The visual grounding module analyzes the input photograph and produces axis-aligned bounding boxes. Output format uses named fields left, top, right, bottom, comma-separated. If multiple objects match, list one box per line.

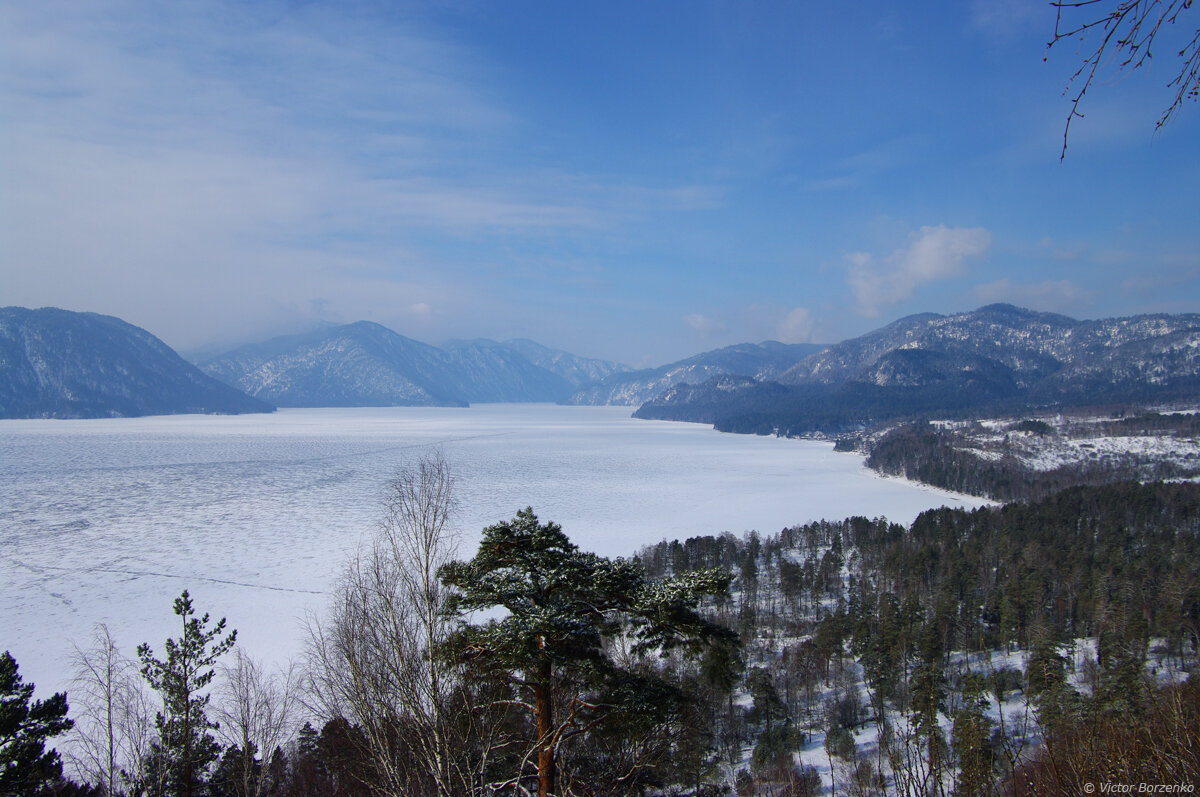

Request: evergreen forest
left=5, top=468, right=1199, bottom=796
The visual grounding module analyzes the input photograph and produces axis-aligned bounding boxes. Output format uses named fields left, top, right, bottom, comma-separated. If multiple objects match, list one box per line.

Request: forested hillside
left=862, top=411, right=1200, bottom=501
left=563, top=342, right=824, bottom=407
left=637, top=481, right=1200, bottom=793
left=635, top=305, right=1200, bottom=435
left=30, top=480, right=1199, bottom=796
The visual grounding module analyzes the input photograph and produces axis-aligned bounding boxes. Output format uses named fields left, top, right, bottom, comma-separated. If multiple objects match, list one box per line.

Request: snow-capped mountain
left=197, top=322, right=471, bottom=407
left=196, top=325, right=631, bottom=406
left=440, top=338, right=629, bottom=402
left=0, top=307, right=273, bottom=418
left=491, top=338, right=631, bottom=387
left=635, top=305, right=1200, bottom=434
left=778, top=304, right=1200, bottom=391
left=562, top=341, right=826, bottom=406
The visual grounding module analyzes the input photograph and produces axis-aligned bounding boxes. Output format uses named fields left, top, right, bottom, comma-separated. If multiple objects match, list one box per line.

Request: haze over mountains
left=191, top=325, right=835, bottom=409
left=3, top=304, right=1199, bottom=423
left=194, top=323, right=631, bottom=407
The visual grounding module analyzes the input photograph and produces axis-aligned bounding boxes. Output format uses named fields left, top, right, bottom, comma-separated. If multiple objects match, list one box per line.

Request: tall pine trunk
left=535, top=657, right=555, bottom=797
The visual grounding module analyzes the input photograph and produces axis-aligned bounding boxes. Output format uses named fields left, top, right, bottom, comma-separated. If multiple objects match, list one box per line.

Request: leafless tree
left=1048, top=0, right=1199, bottom=157
left=66, top=624, right=157, bottom=796
left=306, top=450, right=494, bottom=796
left=213, top=648, right=302, bottom=797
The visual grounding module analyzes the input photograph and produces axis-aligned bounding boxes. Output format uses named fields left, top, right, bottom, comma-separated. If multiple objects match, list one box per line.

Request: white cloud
left=777, top=307, right=816, bottom=343
left=845, top=225, right=992, bottom=317
left=974, top=278, right=1088, bottom=312
left=0, top=1, right=720, bottom=354
left=684, top=313, right=728, bottom=334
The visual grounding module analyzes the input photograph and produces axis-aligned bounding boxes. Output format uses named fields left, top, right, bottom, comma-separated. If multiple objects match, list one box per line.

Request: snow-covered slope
left=493, top=338, right=631, bottom=387
left=198, top=322, right=467, bottom=406
left=780, top=304, right=1200, bottom=394
left=636, top=305, right=1200, bottom=433
left=564, top=341, right=826, bottom=406
left=0, top=307, right=273, bottom=418
left=198, top=325, right=634, bottom=406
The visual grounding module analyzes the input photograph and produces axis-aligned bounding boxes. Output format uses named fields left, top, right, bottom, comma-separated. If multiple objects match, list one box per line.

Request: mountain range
left=4, top=304, right=1198, bottom=424
left=10, top=308, right=797, bottom=417
left=194, top=323, right=630, bottom=407
left=561, top=341, right=826, bottom=406
left=635, top=304, right=1200, bottom=434
left=191, top=323, right=827, bottom=409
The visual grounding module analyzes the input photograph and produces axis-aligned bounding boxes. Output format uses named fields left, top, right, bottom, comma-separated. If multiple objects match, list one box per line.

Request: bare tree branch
left=66, top=624, right=156, bottom=797
left=306, top=449, right=500, bottom=797
left=213, top=648, right=301, bottom=797
left=1047, top=0, right=1199, bottom=158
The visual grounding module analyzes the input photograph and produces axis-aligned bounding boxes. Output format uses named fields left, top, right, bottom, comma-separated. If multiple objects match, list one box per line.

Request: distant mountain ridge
left=0, top=307, right=273, bottom=419
left=10, top=303, right=1194, bottom=424
left=562, top=341, right=827, bottom=406
left=197, top=324, right=631, bottom=407
left=635, top=304, right=1200, bottom=434
left=198, top=322, right=468, bottom=407
left=498, top=338, right=631, bottom=386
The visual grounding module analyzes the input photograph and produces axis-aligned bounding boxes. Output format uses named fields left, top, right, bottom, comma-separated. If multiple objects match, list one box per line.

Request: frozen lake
left=1, top=405, right=984, bottom=694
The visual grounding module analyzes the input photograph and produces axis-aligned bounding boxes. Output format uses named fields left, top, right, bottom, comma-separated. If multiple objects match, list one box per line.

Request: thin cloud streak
left=1, top=1, right=1194, bottom=365
left=846, top=225, right=993, bottom=317
left=0, top=0, right=723, bottom=353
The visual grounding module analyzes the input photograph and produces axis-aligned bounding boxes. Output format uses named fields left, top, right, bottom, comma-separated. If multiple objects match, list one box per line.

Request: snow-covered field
left=1, top=405, right=985, bottom=697
left=1001, top=431, right=1200, bottom=472
left=926, top=411, right=1200, bottom=476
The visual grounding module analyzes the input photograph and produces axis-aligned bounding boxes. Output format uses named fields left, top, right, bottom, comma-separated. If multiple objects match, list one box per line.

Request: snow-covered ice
left=1, top=405, right=985, bottom=695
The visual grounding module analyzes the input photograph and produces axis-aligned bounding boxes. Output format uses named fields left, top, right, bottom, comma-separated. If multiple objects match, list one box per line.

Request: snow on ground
left=785, top=636, right=1189, bottom=795
left=0, top=405, right=986, bottom=698
left=927, top=410, right=1200, bottom=476
left=987, top=431, right=1200, bottom=472
left=728, top=531, right=1191, bottom=795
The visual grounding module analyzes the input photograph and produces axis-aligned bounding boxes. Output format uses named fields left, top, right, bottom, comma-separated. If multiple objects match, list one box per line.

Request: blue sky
left=2, top=1, right=1197, bottom=366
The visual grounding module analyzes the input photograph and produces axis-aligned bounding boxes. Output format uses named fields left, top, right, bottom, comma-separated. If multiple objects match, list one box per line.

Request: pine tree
left=744, top=667, right=785, bottom=734
left=137, top=591, right=237, bottom=797
left=0, top=651, right=73, bottom=795
left=439, top=508, right=734, bottom=797
left=910, top=616, right=948, bottom=787
left=1026, top=638, right=1079, bottom=741
left=951, top=673, right=994, bottom=797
